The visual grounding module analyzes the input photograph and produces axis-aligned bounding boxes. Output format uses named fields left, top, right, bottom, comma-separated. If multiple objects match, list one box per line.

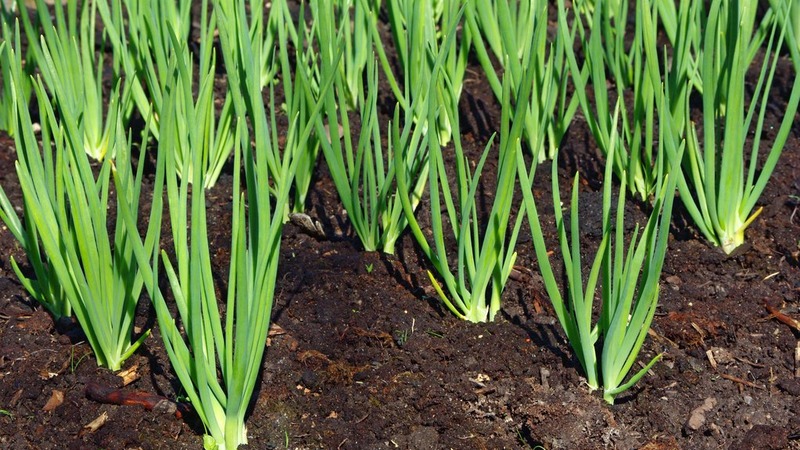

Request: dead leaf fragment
left=288, top=213, right=326, bottom=238
left=80, top=411, right=108, bottom=436
left=42, top=389, right=64, bottom=412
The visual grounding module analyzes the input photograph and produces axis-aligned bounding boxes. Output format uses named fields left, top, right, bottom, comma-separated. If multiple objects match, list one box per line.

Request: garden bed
left=1, top=2, right=800, bottom=449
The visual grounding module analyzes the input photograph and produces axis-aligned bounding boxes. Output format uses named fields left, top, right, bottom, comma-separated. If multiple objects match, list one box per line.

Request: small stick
left=85, top=382, right=192, bottom=419
left=706, top=350, right=718, bottom=370
left=719, top=373, right=766, bottom=391
left=764, top=302, right=800, bottom=332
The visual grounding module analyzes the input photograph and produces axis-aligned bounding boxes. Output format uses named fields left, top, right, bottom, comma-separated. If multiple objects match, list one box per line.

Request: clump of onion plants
left=116, top=0, right=336, bottom=447
left=368, top=0, right=469, bottom=146
left=0, top=47, right=155, bottom=370
left=518, top=100, right=683, bottom=403
left=314, top=1, right=463, bottom=254
left=21, top=0, right=126, bottom=161
left=560, top=0, right=663, bottom=201
left=675, top=0, right=800, bottom=254
left=465, top=0, right=578, bottom=162
left=396, top=38, right=544, bottom=323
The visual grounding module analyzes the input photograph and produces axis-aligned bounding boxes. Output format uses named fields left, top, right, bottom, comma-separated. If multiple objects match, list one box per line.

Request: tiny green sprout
left=365, top=263, right=374, bottom=274
left=394, top=329, right=410, bottom=346
left=424, top=330, right=444, bottom=338
left=0, top=409, right=12, bottom=418
left=69, top=347, right=90, bottom=374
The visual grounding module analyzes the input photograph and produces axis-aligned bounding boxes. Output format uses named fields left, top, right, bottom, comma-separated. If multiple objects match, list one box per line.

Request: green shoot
left=369, top=0, right=469, bottom=146
left=315, top=15, right=434, bottom=254
left=0, top=44, right=68, bottom=319
left=560, top=0, right=663, bottom=200
left=311, top=0, right=376, bottom=109
left=0, top=5, right=33, bottom=136
left=21, top=0, right=126, bottom=161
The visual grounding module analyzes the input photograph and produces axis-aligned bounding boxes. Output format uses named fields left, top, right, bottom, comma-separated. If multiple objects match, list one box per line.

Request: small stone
left=708, top=347, right=735, bottom=365
left=685, top=397, right=717, bottom=433
left=777, top=379, right=800, bottom=396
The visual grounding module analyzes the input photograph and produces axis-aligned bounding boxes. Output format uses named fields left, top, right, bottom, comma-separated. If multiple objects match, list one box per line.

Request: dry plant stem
left=85, top=382, right=192, bottom=419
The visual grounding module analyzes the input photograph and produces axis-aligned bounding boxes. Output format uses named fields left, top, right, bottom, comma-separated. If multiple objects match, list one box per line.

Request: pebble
left=685, top=397, right=717, bottom=433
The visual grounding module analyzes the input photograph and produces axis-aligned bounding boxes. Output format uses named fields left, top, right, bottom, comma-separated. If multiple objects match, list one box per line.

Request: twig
left=719, top=373, right=766, bottom=391
left=764, top=302, right=800, bottom=332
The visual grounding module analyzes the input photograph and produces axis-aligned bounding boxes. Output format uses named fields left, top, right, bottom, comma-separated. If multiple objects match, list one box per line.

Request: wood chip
left=9, top=389, right=23, bottom=407
left=42, top=389, right=64, bottom=412
left=117, top=365, right=140, bottom=387
left=685, top=397, right=716, bottom=432
left=795, top=341, right=800, bottom=379
left=706, top=350, right=718, bottom=370
left=80, top=411, right=108, bottom=436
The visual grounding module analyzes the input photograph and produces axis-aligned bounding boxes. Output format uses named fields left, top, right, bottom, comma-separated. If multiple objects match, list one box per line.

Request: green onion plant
left=315, top=0, right=455, bottom=253
left=115, top=0, right=337, bottom=440
left=396, top=43, right=537, bottom=323
left=517, top=97, right=683, bottom=404
left=311, top=0, right=377, bottom=110
left=370, top=0, right=469, bottom=146
left=252, top=0, right=299, bottom=88
left=559, top=0, right=663, bottom=201
left=0, top=45, right=68, bottom=320
left=276, top=4, right=324, bottom=213
left=21, top=0, right=125, bottom=161
left=116, top=3, right=309, bottom=445
left=1, top=48, right=155, bottom=370
left=465, top=0, right=578, bottom=162
left=658, top=0, right=778, bottom=114
left=217, top=0, right=333, bottom=216
left=95, top=0, right=193, bottom=140
left=0, top=5, right=33, bottom=136
left=316, top=47, right=426, bottom=253
left=163, top=29, right=235, bottom=189
left=676, top=0, right=800, bottom=254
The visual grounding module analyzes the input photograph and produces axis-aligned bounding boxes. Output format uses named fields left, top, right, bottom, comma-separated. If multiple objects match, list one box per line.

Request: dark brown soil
left=2, top=5, right=800, bottom=450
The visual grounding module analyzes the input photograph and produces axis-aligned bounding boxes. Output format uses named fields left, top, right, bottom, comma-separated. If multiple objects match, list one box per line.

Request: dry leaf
left=38, top=371, right=58, bottom=380
left=80, top=411, right=108, bottom=436
left=42, top=389, right=64, bottom=412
